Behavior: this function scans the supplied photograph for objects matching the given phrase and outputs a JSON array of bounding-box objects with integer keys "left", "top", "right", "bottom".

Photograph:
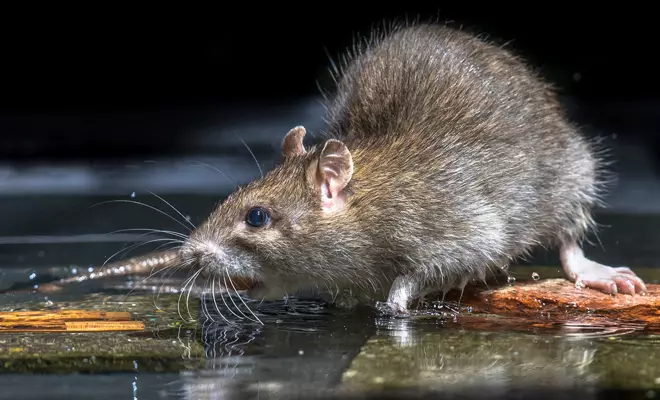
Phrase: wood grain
[{"left": 0, "top": 310, "right": 145, "bottom": 332}]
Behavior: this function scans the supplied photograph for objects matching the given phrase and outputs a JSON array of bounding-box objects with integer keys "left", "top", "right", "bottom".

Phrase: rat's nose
[{"left": 179, "top": 239, "right": 228, "bottom": 267}]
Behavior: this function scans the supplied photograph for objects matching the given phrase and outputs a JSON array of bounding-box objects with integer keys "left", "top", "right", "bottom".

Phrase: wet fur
[{"left": 182, "top": 22, "right": 612, "bottom": 305}]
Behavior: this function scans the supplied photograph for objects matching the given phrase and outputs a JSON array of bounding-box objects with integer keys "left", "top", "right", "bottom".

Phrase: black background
[
  {"left": 1, "top": 5, "right": 658, "bottom": 160},
  {"left": 0, "top": 5, "right": 659, "bottom": 271}
]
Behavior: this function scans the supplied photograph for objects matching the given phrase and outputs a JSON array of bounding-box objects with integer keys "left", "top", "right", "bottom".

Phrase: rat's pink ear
[
  {"left": 282, "top": 126, "right": 307, "bottom": 159},
  {"left": 317, "top": 139, "right": 353, "bottom": 212}
]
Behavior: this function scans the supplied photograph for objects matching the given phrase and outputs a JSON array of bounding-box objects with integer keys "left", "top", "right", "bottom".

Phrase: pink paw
[{"left": 575, "top": 265, "right": 647, "bottom": 296}]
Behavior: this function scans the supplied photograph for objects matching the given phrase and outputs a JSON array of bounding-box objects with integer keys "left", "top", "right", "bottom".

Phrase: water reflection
[
  {"left": 343, "top": 320, "right": 660, "bottom": 392},
  {"left": 158, "top": 296, "right": 376, "bottom": 399}
]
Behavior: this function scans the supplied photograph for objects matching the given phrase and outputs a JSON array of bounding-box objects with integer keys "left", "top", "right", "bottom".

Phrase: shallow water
[{"left": 1, "top": 208, "right": 660, "bottom": 399}]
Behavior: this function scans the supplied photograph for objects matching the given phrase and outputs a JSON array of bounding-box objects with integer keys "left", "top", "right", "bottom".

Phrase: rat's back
[{"left": 322, "top": 23, "right": 605, "bottom": 288}]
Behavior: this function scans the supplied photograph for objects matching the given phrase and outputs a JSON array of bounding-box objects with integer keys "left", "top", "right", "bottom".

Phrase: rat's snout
[{"left": 179, "top": 238, "right": 230, "bottom": 271}]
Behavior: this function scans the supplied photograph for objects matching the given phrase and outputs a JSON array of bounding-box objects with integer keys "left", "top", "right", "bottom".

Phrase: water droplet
[
  {"left": 88, "top": 267, "right": 94, "bottom": 273},
  {"left": 37, "top": 250, "right": 45, "bottom": 258},
  {"left": 572, "top": 72, "right": 582, "bottom": 82},
  {"left": 298, "top": 350, "right": 304, "bottom": 355},
  {"left": 71, "top": 267, "right": 78, "bottom": 275},
  {"left": 29, "top": 273, "right": 36, "bottom": 280},
  {"left": 532, "top": 272, "right": 540, "bottom": 281},
  {"left": 507, "top": 276, "right": 516, "bottom": 284},
  {"left": 130, "top": 192, "right": 136, "bottom": 198}
]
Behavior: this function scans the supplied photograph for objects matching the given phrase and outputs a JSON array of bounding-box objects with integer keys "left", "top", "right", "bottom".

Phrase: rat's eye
[{"left": 245, "top": 207, "right": 270, "bottom": 227}]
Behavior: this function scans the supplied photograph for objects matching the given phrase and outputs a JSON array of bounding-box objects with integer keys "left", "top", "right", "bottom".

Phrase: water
[{"left": 0, "top": 192, "right": 659, "bottom": 399}]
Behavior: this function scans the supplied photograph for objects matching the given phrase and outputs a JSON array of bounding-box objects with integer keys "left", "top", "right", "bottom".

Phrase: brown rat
[{"left": 179, "top": 22, "right": 646, "bottom": 313}]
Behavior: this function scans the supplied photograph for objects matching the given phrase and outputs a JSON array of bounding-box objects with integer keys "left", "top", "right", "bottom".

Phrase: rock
[{"left": 450, "top": 277, "right": 660, "bottom": 331}]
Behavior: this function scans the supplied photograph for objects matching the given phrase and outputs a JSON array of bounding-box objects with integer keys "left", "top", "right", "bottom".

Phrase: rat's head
[{"left": 179, "top": 126, "right": 356, "bottom": 296}]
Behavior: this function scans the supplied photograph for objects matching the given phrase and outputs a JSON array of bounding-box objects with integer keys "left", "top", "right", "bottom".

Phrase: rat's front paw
[
  {"left": 375, "top": 301, "right": 410, "bottom": 317},
  {"left": 574, "top": 264, "right": 647, "bottom": 296}
]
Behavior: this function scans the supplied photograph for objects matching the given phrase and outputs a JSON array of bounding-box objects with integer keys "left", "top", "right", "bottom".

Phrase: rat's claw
[
  {"left": 574, "top": 265, "right": 647, "bottom": 296},
  {"left": 561, "top": 243, "right": 647, "bottom": 296}
]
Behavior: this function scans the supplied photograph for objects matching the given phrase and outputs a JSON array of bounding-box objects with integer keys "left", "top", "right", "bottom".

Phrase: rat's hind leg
[{"left": 560, "top": 241, "right": 647, "bottom": 295}]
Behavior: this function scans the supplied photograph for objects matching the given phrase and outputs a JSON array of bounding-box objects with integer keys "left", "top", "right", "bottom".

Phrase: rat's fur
[{"left": 181, "top": 23, "right": 625, "bottom": 310}]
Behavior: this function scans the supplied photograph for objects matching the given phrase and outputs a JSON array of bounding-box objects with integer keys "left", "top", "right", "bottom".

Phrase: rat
[
  {"left": 9, "top": 22, "right": 646, "bottom": 314},
  {"left": 177, "top": 22, "right": 647, "bottom": 314}
]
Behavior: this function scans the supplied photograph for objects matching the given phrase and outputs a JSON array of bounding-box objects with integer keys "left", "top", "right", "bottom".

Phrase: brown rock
[{"left": 451, "top": 279, "right": 660, "bottom": 332}]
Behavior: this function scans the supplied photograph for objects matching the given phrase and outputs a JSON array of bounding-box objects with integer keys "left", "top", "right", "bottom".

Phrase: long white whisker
[
  {"left": 107, "top": 228, "right": 189, "bottom": 240},
  {"left": 154, "top": 258, "right": 190, "bottom": 309},
  {"left": 102, "top": 238, "right": 182, "bottom": 268},
  {"left": 146, "top": 190, "right": 197, "bottom": 230},
  {"left": 211, "top": 276, "right": 232, "bottom": 325},
  {"left": 152, "top": 240, "right": 184, "bottom": 253},
  {"left": 219, "top": 276, "right": 244, "bottom": 321},
  {"left": 227, "top": 273, "right": 262, "bottom": 325},
  {"left": 191, "top": 161, "right": 238, "bottom": 185},
  {"left": 200, "top": 290, "right": 211, "bottom": 322},
  {"left": 239, "top": 137, "right": 263, "bottom": 179},
  {"left": 223, "top": 271, "right": 252, "bottom": 321},
  {"left": 91, "top": 200, "right": 193, "bottom": 233},
  {"left": 114, "top": 259, "right": 179, "bottom": 310},
  {"left": 177, "top": 269, "right": 201, "bottom": 322},
  {"left": 185, "top": 269, "right": 203, "bottom": 322}
]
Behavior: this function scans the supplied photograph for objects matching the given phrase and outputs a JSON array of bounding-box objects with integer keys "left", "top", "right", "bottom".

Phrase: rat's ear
[
  {"left": 316, "top": 139, "right": 353, "bottom": 212},
  {"left": 282, "top": 126, "right": 307, "bottom": 160}
]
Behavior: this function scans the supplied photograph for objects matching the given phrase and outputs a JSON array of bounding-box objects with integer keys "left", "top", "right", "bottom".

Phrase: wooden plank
[
  {"left": 0, "top": 310, "right": 131, "bottom": 322},
  {"left": 64, "top": 321, "right": 145, "bottom": 332},
  {"left": 0, "top": 310, "right": 144, "bottom": 332}
]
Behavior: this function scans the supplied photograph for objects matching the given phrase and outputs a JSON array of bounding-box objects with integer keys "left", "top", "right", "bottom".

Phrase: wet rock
[
  {"left": 453, "top": 276, "right": 660, "bottom": 330},
  {"left": 0, "top": 293, "right": 205, "bottom": 373}
]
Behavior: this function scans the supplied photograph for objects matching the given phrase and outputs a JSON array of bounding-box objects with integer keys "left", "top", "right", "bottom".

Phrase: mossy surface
[{"left": 0, "top": 293, "right": 205, "bottom": 373}]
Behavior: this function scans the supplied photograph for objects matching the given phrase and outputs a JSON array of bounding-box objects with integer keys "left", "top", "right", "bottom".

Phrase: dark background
[{"left": 1, "top": 5, "right": 659, "bottom": 271}]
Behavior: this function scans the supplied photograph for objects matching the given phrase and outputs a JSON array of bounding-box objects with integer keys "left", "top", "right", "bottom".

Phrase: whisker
[
  {"left": 185, "top": 269, "right": 203, "bottom": 322},
  {"left": 223, "top": 271, "right": 254, "bottom": 321},
  {"left": 238, "top": 137, "right": 263, "bottom": 179},
  {"left": 200, "top": 291, "right": 210, "bottom": 322},
  {"left": 186, "top": 269, "right": 202, "bottom": 322},
  {"left": 102, "top": 238, "right": 183, "bottom": 268},
  {"left": 211, "top": 276, "right": 233, "bottom": 325},
  {"left": 146, "top": 190, "right": 197, "bottom": 230},
  {"left": 107, "top": 228, "right": 189, "bottom": 240},
  {"left": 227, "top": 272, "right": 262, "bottom": 325},
  {"left": 177, "top": 269, "right": 201, "bottom": 322},
  {"left": 114, "top": 258, "right": 180, "bottom": 310},
  {"left": 219, "top": 276, "right": 244, "bottom": 321},
  {"left": 152, "top": 240, "right": 184, "bottom": 253},
  {"left": 154, "top": 258, "right": 190, "bottom": 309},
  {"left": 90, "top": 200, "right": 193, "bottom": 233},
  {"left": 191, "top": 160, "right": 238, "bottom": 185},
  {"left": 200, "top": 277, "right": 213, "bottom": 322}
]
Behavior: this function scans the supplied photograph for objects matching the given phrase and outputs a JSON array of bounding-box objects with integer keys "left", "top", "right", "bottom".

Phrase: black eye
[{"left": 245, "top": 207, "right": 270, "bottom": 227}]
